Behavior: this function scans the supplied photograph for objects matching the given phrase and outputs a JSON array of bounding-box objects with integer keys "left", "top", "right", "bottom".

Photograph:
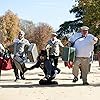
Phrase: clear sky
[{"left": 0, "top": 0, "right": 76, "bottom": 30}]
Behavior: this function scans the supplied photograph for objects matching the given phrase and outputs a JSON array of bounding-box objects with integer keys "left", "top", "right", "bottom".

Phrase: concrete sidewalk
[{"left": 0, "top": 60, "right": 100, "bottom": 100}]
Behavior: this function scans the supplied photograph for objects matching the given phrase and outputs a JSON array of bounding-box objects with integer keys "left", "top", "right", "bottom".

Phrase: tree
[
  {"left": 58, "top": 0, "right": 100, "bottom": 37},
  {"left": 0, "top": 10, "right": 20, "bottom": 46},
  {"left": 78, "top": 0, "right": 100, "bottom": 35},
  {"left": 33, "top": 23, "right": 53, "bottom": 51},
  {"left": 19, "top": 21, "right": 54, "bottom": 51},
  {"left": 0, "top": 16, "right": 4, "bottom": 42},
  {"left": 57, "top": 2, "right": 83, "bottom": 37},
  {"left": 57, "top": 18, "right": 83, "bottom": 37},
  {"left": 19, "top": 19, "right": 36, "bottom": 41},
  {"left": 20, "top": 19, "right": 35, "bottom": 35}
]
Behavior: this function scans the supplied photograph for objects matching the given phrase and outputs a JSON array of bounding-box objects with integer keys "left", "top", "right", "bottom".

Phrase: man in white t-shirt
[{"left": 69, "top": 26, "right": 98, "bottom": 85}]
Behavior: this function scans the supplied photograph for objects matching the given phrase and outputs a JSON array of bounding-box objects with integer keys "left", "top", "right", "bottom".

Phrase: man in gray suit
[{"left": 13, "top": 30, "right": 30, "bottom": 81}]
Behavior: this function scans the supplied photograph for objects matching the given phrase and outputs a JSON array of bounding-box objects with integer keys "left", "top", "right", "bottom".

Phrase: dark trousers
[
  {"left": 97, "top": 51, "right": 100, "bottom": 66},
  {"left": 49, "top": 55, "right": 59, "bottom": 67}
]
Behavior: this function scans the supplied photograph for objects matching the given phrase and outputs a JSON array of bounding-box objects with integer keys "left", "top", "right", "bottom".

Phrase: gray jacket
[
  {"left": 46, "top": 38, "right": 64, "bottom": 56},
  {"left": 14, "top": 38, "right": 30, "bottom": 57}
]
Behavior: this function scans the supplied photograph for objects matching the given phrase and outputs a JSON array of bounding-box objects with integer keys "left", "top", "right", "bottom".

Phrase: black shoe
[
  {"left": 56, "top": 68, "right": 61, "bottom": 74},
  {"left": 14, "top": 77, "right": 20, "bottom": 82},
  {"left": 20, "top": 72, "right": 26, "bottom": 80},
  {"left": 83, "top": 82, "right": 89, "bottom": 85},
  {"left": 73, "top": 76, "right": 78, "bottom": 82},
  {"left": 80, "top": 75, "right": 82, "bottom": 79},
  {"left": 21, "top": 77, "right": 26, "bottom": 80}
]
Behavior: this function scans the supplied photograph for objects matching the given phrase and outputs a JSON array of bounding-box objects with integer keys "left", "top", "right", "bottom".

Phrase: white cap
[{"left": 81, "top": 26, "right": 89, "bottom": 30}]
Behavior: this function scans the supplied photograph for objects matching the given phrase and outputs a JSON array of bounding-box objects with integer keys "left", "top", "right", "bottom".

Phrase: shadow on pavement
[
  {"left": 0, "top": 79, "right": 14, "bottom": 82},
  {"left": 91, "top": 83, "right": 100, "bottom": 87},
  {"left": 1, "top": 83, "right": 100, "bottom": 88},
  {"left": 55, "top": 78, "right": 73, "bottom": 80},
  {"left": 0, "top": 78, "right": 40, "bottom": 82}
]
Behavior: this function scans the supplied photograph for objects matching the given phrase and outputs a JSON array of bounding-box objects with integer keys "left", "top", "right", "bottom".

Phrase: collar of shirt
[
  {"left": 14, "top": 37, "right": 25, "bottom": 43},
  {"left": 51, "top": 37, "right": 57, "bottom": 43}
]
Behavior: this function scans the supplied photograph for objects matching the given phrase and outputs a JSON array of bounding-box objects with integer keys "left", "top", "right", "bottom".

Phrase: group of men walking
[{"left": 0, "top": 26, "right": 98, "bottom": 85}]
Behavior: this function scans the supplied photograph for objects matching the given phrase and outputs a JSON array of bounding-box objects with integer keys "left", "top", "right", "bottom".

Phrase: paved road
[{"left": 0, "top": 60, "right": 100, "bottom": 100}]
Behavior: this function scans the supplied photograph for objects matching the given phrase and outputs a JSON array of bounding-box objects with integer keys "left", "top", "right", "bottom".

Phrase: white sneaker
[{"left": 52, "top": 70, "right": 58, "bottom": 78}]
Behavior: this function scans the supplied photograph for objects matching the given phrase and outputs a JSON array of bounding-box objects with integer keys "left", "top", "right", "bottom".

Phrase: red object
[
  {"left": 0, "top": 57, "right": 13, "bottom": 70},
  {"left": 64, "top": 61, "right": 73, "bottom": 69}
]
